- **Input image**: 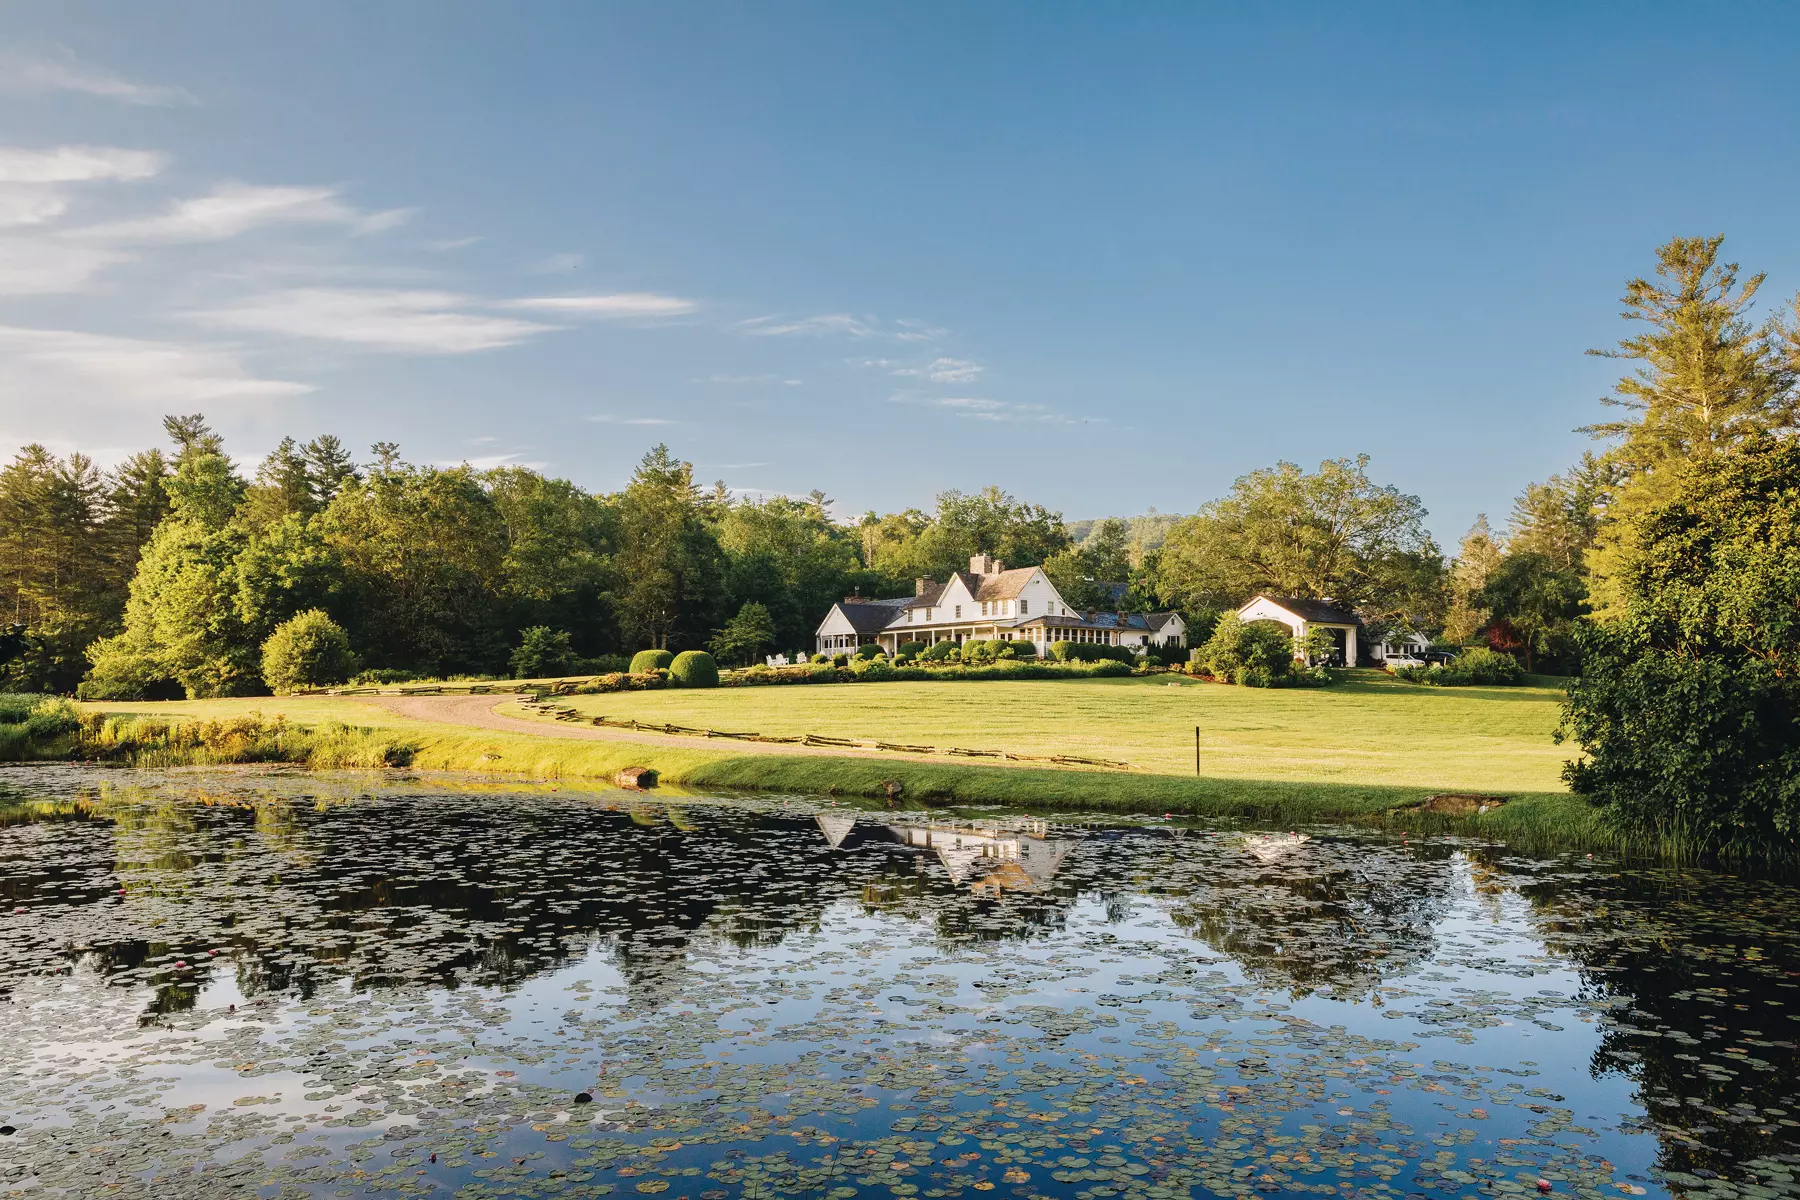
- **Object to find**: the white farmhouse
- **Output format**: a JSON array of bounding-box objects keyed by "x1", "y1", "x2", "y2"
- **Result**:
[
  {"x1": 1235, "y1": 594, "x2": 1361, "y2": 666},
  {"x1": 815, "y1": 554, "x2": 1186, "y2": 658}
]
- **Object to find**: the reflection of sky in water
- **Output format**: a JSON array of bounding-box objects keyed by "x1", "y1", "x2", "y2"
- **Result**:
[{"x1": 0, "y1": 768, "x2": 1796, "y2": 1198}]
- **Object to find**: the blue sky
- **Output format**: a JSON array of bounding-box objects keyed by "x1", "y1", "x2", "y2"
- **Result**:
[{"x1": 2, "y1": 3, "x2": 1797, "y2": 545}]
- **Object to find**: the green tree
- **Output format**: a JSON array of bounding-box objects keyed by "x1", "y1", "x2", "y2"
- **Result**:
[
  {"x1": 1481, "y1": 551, "x2": 1586, "y2": 672},
  {"x1": 302, "y1": 434, "x2": 360, "y2": 502},
  {"x1": 261, "y1": 610, "x2": 358, "y2": 694},
  {"x1": 1156, "y1": 456, "x2": 1442, "y2": 623},
  {"x1": 0, "y1": 446, "x2": 119, "y2": 691},
  {"x1": 1507, "y1": 453, "x2": 1619, "y2": 574},
  {"x1": 1443, "y1": 515, "x2": 1504, "y2": 643},
  {"x1": 614, "y1": 445, "x2": 725, "y2": 650},
  {"x1": 317, "y1": 455, "x2": 510, "y2": 674},
  {"x1": 710, "y1": 601, "x2": 778, "y2": 667},
  {"x1": 509, "y1": 626, "x2": 577, "y2": 679},
  {"x1": 243, "y1": 437, "x2": 318, "y2": 527},
  {"x1": 1583, "y1": 235, "x2": 1797, "y2": 473},
  {"x1": 1560, "y1": 434, "x2": 1800, "y2": 857},
  {"x1": 486, "y1": 466, "x2": 616, "y2": 652}
]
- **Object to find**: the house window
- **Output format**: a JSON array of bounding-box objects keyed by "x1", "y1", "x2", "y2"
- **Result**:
[
  {"x1": 955, "y1": 605, "x2": 962, "y2": 618},
  {"x1": 1019, "y1": 599, "x2": 1028, "y2": 615},
  {"x1": 980, "y1": 601, "x2": 988, "y2": 616}
]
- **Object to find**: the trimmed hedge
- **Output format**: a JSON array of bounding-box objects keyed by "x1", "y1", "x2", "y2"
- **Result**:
[
  {"x1": 669, "y1": 650, "x2": 720, "y2": 688},
  {"x1": 629, "y1": 649, "x2": 675, "y2": 674},
  {"x1": 718, "y1": 658, "x2": 1134, "y2": 688},
  {"x1": 1048, "y1": 640, "x2": 1135, "y2": 664},
  {"x1": 853, "y1": 642, "x2": 884, "y2": 660}
]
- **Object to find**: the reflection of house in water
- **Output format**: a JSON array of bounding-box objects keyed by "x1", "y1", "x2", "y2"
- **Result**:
[
  {"x1": 814, "y1": 812, "x2": 1078, "y2": 892},
  {"x1": 815, "y1": 811, "x2": 858, "y2": 849}
]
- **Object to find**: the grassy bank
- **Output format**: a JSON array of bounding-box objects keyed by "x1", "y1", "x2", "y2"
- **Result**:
[
  {"x1": 519, "y1": 669, "x2": 1573, "y2": 794},
  {"x1": 28, "y1": 685, "x2": 1646, "y2": 860}
]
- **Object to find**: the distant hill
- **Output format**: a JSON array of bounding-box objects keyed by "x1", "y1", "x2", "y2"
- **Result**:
[{"x1": 1068, "y1": 511, "x2": 1182, "y2": 553}]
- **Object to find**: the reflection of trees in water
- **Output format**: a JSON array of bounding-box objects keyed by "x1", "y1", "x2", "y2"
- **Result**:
[
  {"x1": 1513, "y1": 860, "x2": 1800, "y2": 1177},
  {"x1": 6, "y1": 796, "x2": 1096, "y2": 1017},
  {"x1": 1121, "y1": 834, "x2": 1459, "y2": 1000}
]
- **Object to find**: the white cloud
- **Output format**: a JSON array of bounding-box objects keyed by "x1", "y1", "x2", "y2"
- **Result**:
[
  {"x1": 893, "y1": 356, "x2": 983, "y2": 384},
  {"x1": 1, "y1": 51, "x2": 193, "y2": 106},
  {"x1": 891, "y1": 393, "x2": 1098, "y2": 425},
  {"x1": 0, "y1": 325, "x2": 310, "y2": 411},
  {"x1": 455, "y1": 452, "x2": 548, "y2": 471},
  {"x1": 192, "y1": 288, "x2": 557, "y2": 354},
  {"x1": 0, "y1": 145, "x2": 166, "y2": 184},
  {"x1": 0, "y1": 237, "x2": 130, "y2": 293},
  {"x1": 588, "y1": 414, "x2": 676, "y2": 426},
  {"x1": 894, "y1": 319, "x2": 946, "y2": 343},
  {"x1": 738, "y1": 313, "x2": 875, "y2": 338},
  {"x1": 428, "y1": 235, "x2": 483, "y2": 251},
  {"x1": 0, "y1": 188, "x2": 69, "y2": 228},
  {"x1": 77, "y1": 183, "x2": 409, "y2": 244},
  {"x1": 505, "y1": 292, "x2": 696, "y2": 317},
  {"x1": 693, "y1": 373, "x2": 803, "y2": 386}
]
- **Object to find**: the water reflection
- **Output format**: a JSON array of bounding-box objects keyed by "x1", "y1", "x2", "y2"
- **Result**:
[{"x1": 1, "y1": 767, "x2": 1798, "y2": 1199}]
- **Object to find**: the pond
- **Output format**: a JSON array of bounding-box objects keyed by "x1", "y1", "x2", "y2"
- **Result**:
[{"x1": 1, "y1": 767, "x2": 1797, "y2": 1200}]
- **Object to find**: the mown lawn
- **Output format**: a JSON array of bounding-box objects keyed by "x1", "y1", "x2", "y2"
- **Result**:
[{"x1": 538, "y1": 669, "x2": 1573, "y2": 795}]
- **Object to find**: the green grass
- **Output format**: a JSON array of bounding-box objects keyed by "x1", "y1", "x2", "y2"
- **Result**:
[
  {"x1": 51, "y1": 673, "x2": 1655, "y2": 858},
  {"x1": 541, "y1": 669, "x2": 1573, "y2": 795}
]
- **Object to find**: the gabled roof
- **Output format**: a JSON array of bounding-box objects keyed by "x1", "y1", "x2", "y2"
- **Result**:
[
  {"x1": 1245, "y1": 595, "x2": 1361, "y2": 626},
  {"x1": 1145, "y1": 611, "x2": 1183, "y2": 631},
  {"x1": 834, "y1": 596, "x2": 914, "y2": 633},
  {"x1": 899, "y1": 566, "x2": 1041, "y2": 609}
]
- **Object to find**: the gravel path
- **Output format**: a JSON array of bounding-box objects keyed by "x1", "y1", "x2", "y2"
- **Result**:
[{"x1": 358, "y1": 694, "x2": 933, "y2": 763}]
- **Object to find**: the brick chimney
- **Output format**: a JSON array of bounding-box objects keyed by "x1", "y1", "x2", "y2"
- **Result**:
[
  {"x1": 969, "y1": 554, "x2": 1004, "y2": 575},
  {"x1": 915, "y1": 576, "x2": 934, "y2": 595}
]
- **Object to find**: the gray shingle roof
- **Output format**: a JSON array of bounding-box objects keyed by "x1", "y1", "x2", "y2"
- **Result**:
[{"x1": 1249, "y1": 595, "x2": 1361, "y2": 625}]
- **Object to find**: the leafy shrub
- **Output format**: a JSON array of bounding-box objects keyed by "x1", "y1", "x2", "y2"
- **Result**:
[
  {"x1": 630, "y1": 649, "x2": 675, "y2": 674},
  {"x1": 961, "y1": 639, "x2": 999, "y2": 664},
  {"x1": 832, "y1": 653, "x2": 850, "y2": 667},
  {"x1": 261, "y1": 610, "x2": 358, "y2": 695},
  {"x1": 811, "y1": 653, "x2": 829, "y2": 664},
  {"x1": 509, "y1": 626, "x2": 577, "y2": 678},
  {"x1": 1198, "y1": 615, "x2": 1298, "y2": 685},
  {"x1": 898, "y1": 641, "x2": 927, "y2": 657},
  {"x1": 1559, "y1": 436, "x2": 1800, "y2": 858},
  {"x1": 853, "y1": 642, "x2": 884, "y2": 660},
  {"x1": 849, "y1": 655, "x2": 895, "y2": 681},
  {"x1": 576, "y1": 654, "x2": 631, "y2": 675},
  {"x1": 353, "y1": 667, "x2": 424, "y2": 685},
  {"x1": 921, "y1": 642, "x2": 958, "y2": 662},
  {"x1": 669, "y1": 650, "x2": 720, "y2": 688},
  {"x1": 1394, "y1": 647, "x2": 1524, "y2": 686},
  {"x1": 1006, "y1": 640, "x2": 1039, "y2": 659}
]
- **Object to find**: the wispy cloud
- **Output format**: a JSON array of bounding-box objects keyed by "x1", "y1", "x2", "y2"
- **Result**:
[
  {"x1": 894, "y1": 319, "x2": 946, "y2": 343},
  {"x1": 191, "y1": 288, "x2": 556, "y2": 354},
  {"x1": 0, "y1": 237, "x2": 130, "y2": 294},
  {"x1": 454, "y1": 452, "x2": 549, "y2": 471},
  {"x1": 77, "y1": 183, "x2": 411, "y2": 244},
  {"x1": 0, "y1": 325, "x2": 310, "y2": 410},
  {"x1": 427, "y1": 235, "x2": 483, "y2": 251},
  {"x1": 504, "y1": 292, "x2": 696, "y2": 317},
  {"x1": 738, "y1": 313, "x2": 876, "y2": 338},
  {"x1": 694, "y1": 373, "x2": 803, "y2": 385},
  {"x1": 0, "y1": 50, "x2": 194, "y2": 107},
  {"x1": 0, "y1": 189, "x2": 69, "y2": 228},
  {"x1": 893, "y1": 356, "x2": 983, "y2": 384},
  {"x1": 0, "y1": 145, "x2": 166, "y2": 184},
  {"x1": 588, "y1": 414, "x2": 677, "y2": 426},
  {"x1": 891, "y1": 393, "x2": 1100, "y2": 425}
]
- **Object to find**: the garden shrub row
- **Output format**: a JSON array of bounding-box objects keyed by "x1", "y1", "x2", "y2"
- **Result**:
[{"x1": 1392, "y1": 647, "x2": 1524, "y2": 686}]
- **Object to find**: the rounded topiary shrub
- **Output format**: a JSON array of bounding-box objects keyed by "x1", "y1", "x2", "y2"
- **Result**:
[
  {"x1": 853, "y1": 642, "x2": 883, "y2": 660},
  {"x1": 629, "y1": 649, "x2": 675, "y2": 674},
  {"x1": 898, "y1": 641, "x2": 927, "y2": 657},
  {"x1": 669, "y1": 650, "x2": 720, "y2": 688},
  {"x1": 261, "y1": 610, "x2": 358, "y2": 694}
]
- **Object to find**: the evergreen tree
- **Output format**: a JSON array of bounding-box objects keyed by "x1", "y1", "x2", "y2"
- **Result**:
[{"x1": 614, "y1": 445, "x2": 725, "y2": 650}]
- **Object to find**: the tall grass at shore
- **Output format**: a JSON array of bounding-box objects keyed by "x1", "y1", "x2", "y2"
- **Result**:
[{"x1": 1, "y1": 698, "x2": 413, "y2": 768}]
